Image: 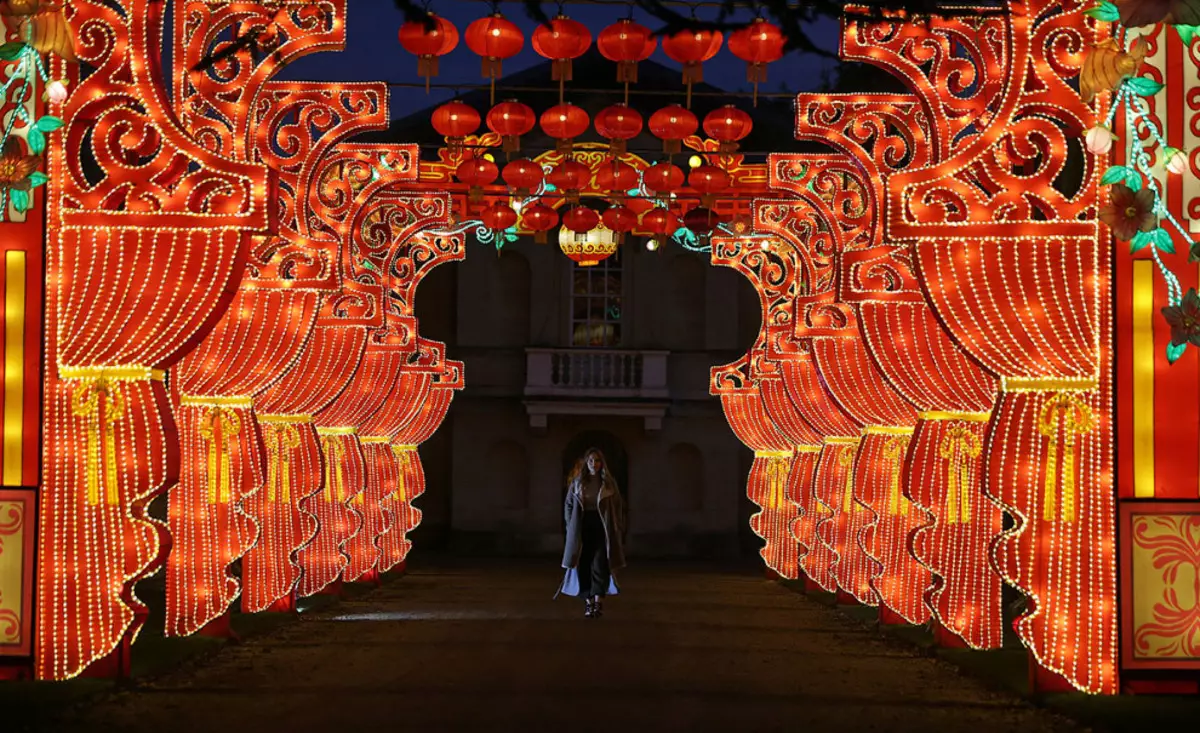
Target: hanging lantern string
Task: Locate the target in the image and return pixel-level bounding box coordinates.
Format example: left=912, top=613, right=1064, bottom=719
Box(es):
left=385, top=80, right=795, bottom=100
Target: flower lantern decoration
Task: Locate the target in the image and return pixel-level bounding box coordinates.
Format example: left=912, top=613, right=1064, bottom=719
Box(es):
left=432, top=100, right=481, bottom=155
left=728, top=18, right=784, bottom=105
left=703, top=105, right=753, bottom=153
left=547, top=158, right=591, bottom=204
left=465, top=13, right=524, bottom=102
left=540, top=102, right=590, bottom=154
left=596, top=160, right=638, bottom=195
left=522, top=203, right=559, bottom=243
left=487, top=100, right=536, bottom=153
left=643, top=161, right=685, bottom=197
left=502, top=158, right=544, bottom=198
left=602, top=205, right=637, bottom=243
left=597, top=18, right=656, bottom=89
left=560, top=208, right=617, bottom=266
left=532, top=14, right=591, bottom=96
left=594, top=103, right=643, bottom=156
left=397, top=13, right=460, bottom=92
left=456, top=155, right=499, bottom=203
left=649, top=104, right=699, bottom=154
left=688, top=164, right=730, bottom=207
left=661, top=28, right=723, bottom=106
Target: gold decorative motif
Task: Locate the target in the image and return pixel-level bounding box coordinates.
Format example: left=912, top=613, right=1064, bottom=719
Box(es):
left=321, top=435, right=346, bottom=501
left=838, top=448, right=856, bottom=513
left=919, top=410, right=991, bottom=422
left=69, top=380, right=124, bottom=506
left=263, top=423, right=300, bottom=503
left=392, top=445, right=416, bottom=501
left=1000, top=376, right=1097, bottom=393
left=1038, top=393, right=1094, bottom=523
left=883, top=435, right=912, bottom=516
left=939, top=427, right=982, bottom=524
left=198, top=407, right=241, bottom=504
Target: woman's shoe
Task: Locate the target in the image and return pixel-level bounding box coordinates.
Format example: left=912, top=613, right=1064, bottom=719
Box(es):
left=584, top=599, right=595, bottom=618
left=592, top=597, right=603, bottom=617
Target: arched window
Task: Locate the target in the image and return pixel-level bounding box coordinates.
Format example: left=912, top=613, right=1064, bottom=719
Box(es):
left=486, top=440, right=530, bottom=511
left=667, top=443, right=705, bottom=512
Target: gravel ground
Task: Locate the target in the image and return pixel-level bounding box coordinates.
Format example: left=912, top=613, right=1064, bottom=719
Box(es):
left=39, top=560, right=1080, bottom=733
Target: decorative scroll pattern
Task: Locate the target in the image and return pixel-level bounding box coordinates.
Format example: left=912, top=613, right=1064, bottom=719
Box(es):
left=0, top=496, right=31, bottom=654
left=1123, top=509, right=1200, bottom=666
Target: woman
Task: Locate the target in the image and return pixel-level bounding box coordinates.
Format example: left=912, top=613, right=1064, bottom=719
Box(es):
left=557, top=448, right=626, bottom=618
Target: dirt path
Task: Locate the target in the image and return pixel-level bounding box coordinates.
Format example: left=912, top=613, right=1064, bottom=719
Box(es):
left=43, top=561, right=1076, bottom=732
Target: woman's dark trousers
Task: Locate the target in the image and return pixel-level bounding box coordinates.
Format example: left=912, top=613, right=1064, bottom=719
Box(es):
left=577, top=511, right=610, bottom=597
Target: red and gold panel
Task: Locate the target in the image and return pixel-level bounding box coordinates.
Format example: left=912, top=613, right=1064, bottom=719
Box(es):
left=808, top=439, right=860, bottom=594
left=302, top=429, right=364, bottom=595
left=1119, top=502, right=1200, bottom=671
left=0, top=490, right=34, bottom=657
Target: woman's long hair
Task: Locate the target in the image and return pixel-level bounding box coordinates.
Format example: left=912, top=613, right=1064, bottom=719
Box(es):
left=567, top=447, right=608, bottom=489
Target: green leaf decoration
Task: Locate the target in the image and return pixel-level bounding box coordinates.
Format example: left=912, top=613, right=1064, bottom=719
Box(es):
left=1083, top=1, right=1120, bottom=21
left=1126, top=173, right=1142, bottom=192
left=360, top=258, right=379, bottom=273
left=1100, top=165, right=1128, bottom=185
left=1167, top=341, right=1187, bottom=364
left=1126, top=77, right=1165, bottom=97
left=10, top=189, right=29, bottom=213
left=28, top=171, right=48, bottom=189
left=1151, top=228, right=1176, bottom=254
left=1176, top=25, right=1199, bottom=45
left=1130, top=230, right=1152, bottom=253
left=25, top=128, right=45, bottom=156
left=0, top=41, right=27, bottom=61
left=34, top=116, right=64, bottom=133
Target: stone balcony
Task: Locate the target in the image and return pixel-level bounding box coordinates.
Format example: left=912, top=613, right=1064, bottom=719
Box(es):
left=523, top=348, right=670, bottom=430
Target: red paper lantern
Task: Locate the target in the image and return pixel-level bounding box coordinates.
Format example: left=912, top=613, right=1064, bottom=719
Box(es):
left=688, top=164, right=731, bottom=206
left=502, top=159, right=544, bottom=197
left=532, top=15, right=592, bottom=83
left=642, top=207, right=680, bottom=237
left=684, top=206, right=721, bottom=235
left=465, top=13, right=524, bottom=100
left=398, top=13, right=459, bottom=91
left=540, top=103, right=590, bottom=154
left=602, top=205, right=637, bottom=236
left=455, top=156, right=499, bottom=202
left=703, top=105, right=753, bottom=153
left=595, top=160, right=638, bottom=193
left=547, top=159, right=591, bottom=202
left=661, top=28, right=723, bottom=106
left=594, top=103, right=643, bottom=156
left=643, top=162, right=685, bottom=195
left=487, top=100, right=535, bottom=152
left=648, top=104, right=699, bottom=154
left=432, top=101, right=480, bottom=154
left=481, top=201, right=518, bottom=231
left=597, top=19, right=656, bottom=83
left=562, top=206, right=600, bottom=235
left=522, top=203, right=559, bottom=243
left=728, top=17, right=784, bottom=103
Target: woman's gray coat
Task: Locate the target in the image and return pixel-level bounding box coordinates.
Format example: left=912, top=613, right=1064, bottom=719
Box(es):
left=556, top=471, right=626, bottom=597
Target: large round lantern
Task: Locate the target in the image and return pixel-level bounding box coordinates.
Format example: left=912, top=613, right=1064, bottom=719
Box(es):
left=688, top=164, right=731, bottom=206
left=481, top=200, right=517, bottom=232
left=595, top=160, right=638, bottom=194
left=703, top=105, right=753, bottom=153
left=594, top=103, right=643, bottom=156
left=501, top=158, right=544, bottom=197
left=661, top=29, right=723, bottom=106
left=398, top=13, right=459, bottom=92
left=602, top=205, right=637, bottom=242
left=547, top=159, right=591, bottom=203
left=465, top=13, right=524, bottom=101
left=486, top=100, right=535, bottom=152
left=642, top=208, right=681, bottom=242
left=597, top=19, right=656, bottom=83
left=540, top=103, right=589, bottom=154
left=684, top=206, right=721, bottom=236
left=728, top=18, right=785, bottom=104
left=560, top=213, right=617, bottom=267
left=521, top=203, right=558, bottom=244
left=649, top=104, right=699, bottom=154
left=456, top=156, right=498, bottom=202
left=532, top=15, right=591, bottom=85
left=643, top=162, right=685, bottom=196
left=432, top=101, right=480, bottom=154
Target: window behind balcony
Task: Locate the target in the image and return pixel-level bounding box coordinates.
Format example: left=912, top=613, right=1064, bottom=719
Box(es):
left=571, top=249, right=622, bottom=348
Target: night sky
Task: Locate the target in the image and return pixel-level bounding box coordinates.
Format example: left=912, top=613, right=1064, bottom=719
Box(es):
left=278, top=0, right=842, bottom=118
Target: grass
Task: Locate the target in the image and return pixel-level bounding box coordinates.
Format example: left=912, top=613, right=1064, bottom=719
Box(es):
left=778, top=580, right=1200, bottom=732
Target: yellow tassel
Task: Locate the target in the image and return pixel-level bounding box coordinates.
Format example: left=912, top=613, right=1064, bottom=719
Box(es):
left=1038, top=394, right=1093, bottom=523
